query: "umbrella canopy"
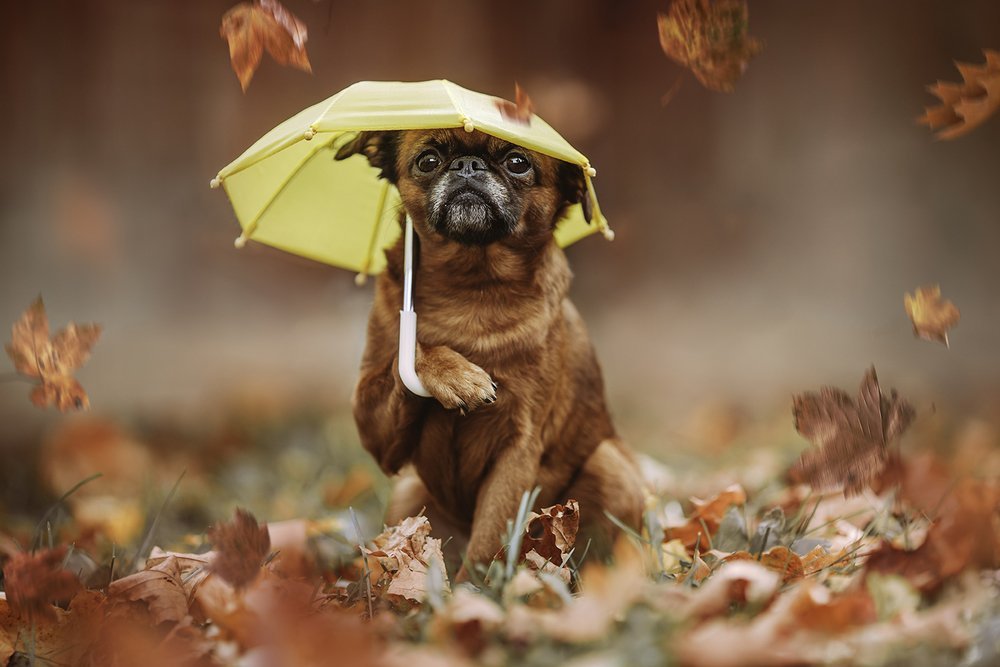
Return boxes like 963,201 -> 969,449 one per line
212,79 -> 612,276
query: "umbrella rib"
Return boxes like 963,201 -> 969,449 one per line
355,179 -> 393,284
238,136 -> 335,243
441,80 -> 474,132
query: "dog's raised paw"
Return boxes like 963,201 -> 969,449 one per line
414,344 -> 497,412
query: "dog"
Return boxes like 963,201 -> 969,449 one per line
336,127 -> 646,575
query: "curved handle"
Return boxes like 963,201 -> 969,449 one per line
398,310 -> 430,397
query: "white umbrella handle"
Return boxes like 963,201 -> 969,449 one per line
399,214 -> 431,397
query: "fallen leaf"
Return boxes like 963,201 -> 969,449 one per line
365,515 -> 450,610
1,547 -> 81,622
904,285 -> 960,347
495,82 -> 534,125
664,484 -> 747,550
519,500 -> 579,565
657,0 -> 764,93
108,555 -> 189,625
722,546 -> 804,584
219,0 -> 312,92
207,508 -> 271,590
4,297 -> 101,411
682,559 -> 780,619
791,367 -> 915,495
919,49 -> 1000,139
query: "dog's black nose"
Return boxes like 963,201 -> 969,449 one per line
449,156 -> 487,178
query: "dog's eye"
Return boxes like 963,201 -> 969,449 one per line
504,152 -> 531,175
416,150 -> 441,173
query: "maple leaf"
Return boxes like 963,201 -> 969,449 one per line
219,0 -> 312,92
657,0 -> 764,93
791,367 -> 915,496
904,285 -> 960,347
206,508 -> 271,590
4,297 -> 101,411
495,82 -> 534,125
919,49 -> 1000,140
2,546 -> 82,622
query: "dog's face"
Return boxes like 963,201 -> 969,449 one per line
336,128 -> 592,246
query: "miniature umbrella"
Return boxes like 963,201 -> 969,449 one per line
212,79 -> 612,396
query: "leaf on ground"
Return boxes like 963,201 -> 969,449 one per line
519,499 -> 579,566
207,508 -> 271,590
683,559 -> 780,619
108,555 -> 190,625
1,547 -> 82,622
657,0 -> 764,93
219,0 -> 312,92
365,515 -> 450,610
723,546 -> 803,584
919,49 -> 1000,139
495,82 -> 534,125
791,367 -> 915,496
904,285 -> 960,347
4,297 -> 101,411
664,484 -> 747,550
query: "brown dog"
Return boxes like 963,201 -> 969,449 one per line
336,128 -> 645,573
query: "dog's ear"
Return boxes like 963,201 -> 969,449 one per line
556,162 -> 593,223
334,131 -> 401,182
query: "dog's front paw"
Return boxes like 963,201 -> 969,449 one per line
414,344 -> 497,413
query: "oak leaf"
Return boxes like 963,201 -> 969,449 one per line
219,0 -> 312,92
207,508 -> 271,590
904,285 -> 960,347
1,546 -> 82,622
657,0 -> 764,93
495,82 -> 534,125
791,367 -> 915,496
919,50 -> 1000,140
5,297 -> 101,411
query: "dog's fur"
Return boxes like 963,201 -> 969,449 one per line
337,128 -> 645,571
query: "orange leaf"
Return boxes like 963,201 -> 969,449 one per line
1,546 -> 82,622
664,484 -> 746,550
519,499 -> 580,566
495,82 -> 534,125
219,0 -> 312,92
657,0 -> 764,93
904,285 -> 960,347
791,367 -> 915,496
108,555 -> 190,625
4,297 -> 101,411
207,508 -> 271,590
919,50 -> 1000,140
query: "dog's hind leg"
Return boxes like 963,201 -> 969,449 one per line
385,467 -> 469,574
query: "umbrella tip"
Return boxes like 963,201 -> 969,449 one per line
601,227 -> 615,241
304,128 -> 316,140
463,119 -> 475,133
234,235 -> 248,249
586,166 -> 597,178
354,272 -> 368,286
210,177 -> 222,189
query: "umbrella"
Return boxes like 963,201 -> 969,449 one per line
212,79 -> 613,396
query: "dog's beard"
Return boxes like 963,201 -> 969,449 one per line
427,177 -> 519,246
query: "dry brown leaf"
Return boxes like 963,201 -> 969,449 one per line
1,547 -> 82,622
365,515 -> 450,610
919,49 -> 1000,139
904,285 -> 960,347
207,508 -> 271,590
108,555 -> 190,625
664,484 -> 747,550
723,546 -> 803,584
683,559 -> 780,619
519,499 -> 579,566
219,0 -> 312,92
495,82 -> 534,125
657,0 -> 764,93
791,367 -> 915,496
4,297 -> 101,411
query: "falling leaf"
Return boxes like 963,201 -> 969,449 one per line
207,508 -> 271,590
657,0 -> 764,93
791,367 -> 915,496
219,0 -> 312,92
1,547 -> 82,622
495,82 -> 534,125
4,297 -> 101,411
919,50 -> 1000,139
904,285 -> 960,347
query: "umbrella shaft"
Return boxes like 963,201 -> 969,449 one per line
403,214 -> 416,312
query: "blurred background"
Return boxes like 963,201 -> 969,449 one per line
1,1 -> 999,525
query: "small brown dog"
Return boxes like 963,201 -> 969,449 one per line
337,128 -> 645,573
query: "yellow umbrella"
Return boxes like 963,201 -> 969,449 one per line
211,79 -> 613,395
